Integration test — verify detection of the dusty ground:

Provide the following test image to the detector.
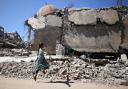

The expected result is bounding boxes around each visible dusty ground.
[0,77,128,89]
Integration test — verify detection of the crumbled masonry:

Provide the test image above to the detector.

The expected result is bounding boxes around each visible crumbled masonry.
[0,57,128,86]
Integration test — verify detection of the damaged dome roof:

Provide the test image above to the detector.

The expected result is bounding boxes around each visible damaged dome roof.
[36,4,58,17]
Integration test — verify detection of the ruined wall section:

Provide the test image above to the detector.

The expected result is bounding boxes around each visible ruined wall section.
[28,15,62,54]
[64,24,122,52]
[27,7,128,54]
[64,9,122,52]
[33,26,61,54]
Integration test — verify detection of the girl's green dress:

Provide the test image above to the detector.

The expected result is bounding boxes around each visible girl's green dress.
[35,48,49,71]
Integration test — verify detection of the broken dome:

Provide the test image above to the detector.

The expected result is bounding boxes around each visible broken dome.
[27,4,61,30]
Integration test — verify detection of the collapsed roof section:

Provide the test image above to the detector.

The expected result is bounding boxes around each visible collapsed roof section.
[27,15,62,30]
[68,9,119,25]
[27,4,61,30]
[27,7,120,30]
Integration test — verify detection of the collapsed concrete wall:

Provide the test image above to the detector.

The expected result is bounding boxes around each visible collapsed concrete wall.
[26,5,128,54]
[33,26,61,54]
[64,24,122,52]
[64,9,123,53]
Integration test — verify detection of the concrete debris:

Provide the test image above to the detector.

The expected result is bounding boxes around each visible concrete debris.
[27,15,62,30]
[118,54,128,65]
[0,57,128,86]
[27,17,46,30]
[0,61,34,79]
[56,41,65,55]
[0,48,31,57]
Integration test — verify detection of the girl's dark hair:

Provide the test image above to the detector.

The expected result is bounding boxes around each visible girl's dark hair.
[39,43,44,48]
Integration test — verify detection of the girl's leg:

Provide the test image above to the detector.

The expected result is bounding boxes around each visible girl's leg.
[33,69,39,81]
[33,64,43,81]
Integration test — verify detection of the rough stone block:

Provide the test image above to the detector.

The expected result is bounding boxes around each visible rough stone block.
[46,15,62,27]
[99,10,119,24]
[68,9,97,25]
[27,17,45,29]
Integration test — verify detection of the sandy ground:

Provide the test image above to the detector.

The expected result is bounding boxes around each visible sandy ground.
[0,77,128,89]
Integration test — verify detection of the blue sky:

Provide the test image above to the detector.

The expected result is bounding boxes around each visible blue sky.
[0,0,128,41]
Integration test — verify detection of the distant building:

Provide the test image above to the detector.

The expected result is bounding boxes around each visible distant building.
[0,26,23,48]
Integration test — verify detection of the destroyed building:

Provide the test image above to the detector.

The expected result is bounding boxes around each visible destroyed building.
[0,26,23,48]
[25,5,128,57]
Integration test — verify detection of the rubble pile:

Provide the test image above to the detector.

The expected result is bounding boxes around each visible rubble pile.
[0,61,34,79]
[0,49,13,56]
[0,57,128,86]
[0,48,31,56]
[0,26,23,48]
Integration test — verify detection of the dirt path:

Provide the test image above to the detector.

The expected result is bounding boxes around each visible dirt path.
[0,77,128,89]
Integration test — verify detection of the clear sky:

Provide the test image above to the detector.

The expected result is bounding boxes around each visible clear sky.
[0,0,128,41]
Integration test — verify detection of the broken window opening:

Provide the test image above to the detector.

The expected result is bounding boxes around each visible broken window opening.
[96,18,101,24]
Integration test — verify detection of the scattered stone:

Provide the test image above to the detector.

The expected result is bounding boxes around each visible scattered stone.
[115,79,128,86]
[0,57,128,86]
[120,54,128,64]
[0,48,31,57]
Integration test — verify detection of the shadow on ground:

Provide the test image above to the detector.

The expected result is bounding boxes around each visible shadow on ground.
[37,80,74,87]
